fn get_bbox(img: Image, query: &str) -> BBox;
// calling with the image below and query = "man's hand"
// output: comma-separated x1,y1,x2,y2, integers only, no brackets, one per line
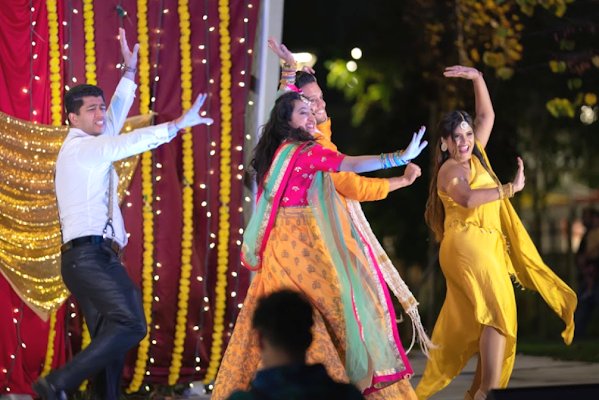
388,163,422,192
402,163,422,186
119,27,139,70
173,94,214,129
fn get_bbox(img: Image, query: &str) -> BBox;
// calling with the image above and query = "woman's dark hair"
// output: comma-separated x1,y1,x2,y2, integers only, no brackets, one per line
295,71,317,89
64,84,105,124
424,110,491,242
252,290,314,360
251,92,313,186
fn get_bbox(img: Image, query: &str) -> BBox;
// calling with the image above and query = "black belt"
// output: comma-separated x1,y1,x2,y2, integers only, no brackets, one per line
61,235,122,257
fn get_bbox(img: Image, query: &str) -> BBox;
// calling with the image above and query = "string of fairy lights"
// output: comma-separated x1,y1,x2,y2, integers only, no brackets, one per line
140,0,167,391
28,0,34,121
1,301,25,394
187,0,214,385
2,2,38,393
64,0,76,377
227,0,253,341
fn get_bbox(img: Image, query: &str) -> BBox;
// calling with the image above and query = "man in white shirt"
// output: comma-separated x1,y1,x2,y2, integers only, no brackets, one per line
33,29,213,400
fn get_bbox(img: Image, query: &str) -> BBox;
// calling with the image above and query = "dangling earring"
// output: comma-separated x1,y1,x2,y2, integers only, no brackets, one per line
441,142,448,152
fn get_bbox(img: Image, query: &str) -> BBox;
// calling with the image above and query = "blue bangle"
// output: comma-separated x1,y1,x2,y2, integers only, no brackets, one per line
392,151,404,167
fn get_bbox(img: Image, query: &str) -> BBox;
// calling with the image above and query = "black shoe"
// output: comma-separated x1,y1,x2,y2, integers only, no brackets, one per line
32,377,65,400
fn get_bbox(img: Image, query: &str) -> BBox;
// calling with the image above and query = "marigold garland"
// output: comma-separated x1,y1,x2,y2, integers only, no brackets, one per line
204,0,232,384
41,0,62,376
126,0,154,393
47,0,62,126
78,2,97,391
82,0,97,85
78,320,91,391
41,311,57,376
167,0,193,385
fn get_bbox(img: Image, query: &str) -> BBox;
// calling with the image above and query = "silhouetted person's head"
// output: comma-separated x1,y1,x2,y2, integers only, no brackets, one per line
252,290,314,368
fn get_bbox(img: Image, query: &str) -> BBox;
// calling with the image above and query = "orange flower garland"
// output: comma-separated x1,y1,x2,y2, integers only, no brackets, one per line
167,0,194,385
42,0,62,376
204,0,232,384
126,0,154,392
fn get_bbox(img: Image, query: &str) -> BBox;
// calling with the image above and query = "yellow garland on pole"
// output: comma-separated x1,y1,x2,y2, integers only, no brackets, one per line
126,0,154,393
82,0,96,85
41,311,57,376
77,1,97,391
41,0,62,377
78,320,91,391
204,0,232,384
47,0,62,126
167,0,193,385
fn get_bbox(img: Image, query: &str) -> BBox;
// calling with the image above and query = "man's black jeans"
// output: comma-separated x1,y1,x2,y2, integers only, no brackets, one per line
46,242,146,400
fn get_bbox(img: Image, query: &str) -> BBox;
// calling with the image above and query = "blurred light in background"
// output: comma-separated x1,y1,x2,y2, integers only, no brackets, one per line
290,52,317,69
346,60,358,72
580,105,597,125
351,47,362,60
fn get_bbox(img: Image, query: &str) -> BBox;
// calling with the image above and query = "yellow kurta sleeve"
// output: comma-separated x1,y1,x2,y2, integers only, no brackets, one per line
315,131,390,202
331,172,390,202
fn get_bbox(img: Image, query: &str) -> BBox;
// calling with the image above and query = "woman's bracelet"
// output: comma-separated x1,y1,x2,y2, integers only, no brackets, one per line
380,150,410,169
498,182,514,200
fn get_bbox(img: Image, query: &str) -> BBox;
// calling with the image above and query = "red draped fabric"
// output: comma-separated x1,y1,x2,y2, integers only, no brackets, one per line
0,0,67,396
0,0,258,394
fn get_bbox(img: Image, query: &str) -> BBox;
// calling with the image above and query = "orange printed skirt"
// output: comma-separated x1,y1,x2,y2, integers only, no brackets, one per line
211,207,416,400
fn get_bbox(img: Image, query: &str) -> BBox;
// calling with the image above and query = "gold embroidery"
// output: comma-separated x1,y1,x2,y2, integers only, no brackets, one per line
254,144,299,266
447,176,469,193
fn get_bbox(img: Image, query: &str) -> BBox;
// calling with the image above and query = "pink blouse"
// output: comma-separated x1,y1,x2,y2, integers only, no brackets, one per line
281,143,346,207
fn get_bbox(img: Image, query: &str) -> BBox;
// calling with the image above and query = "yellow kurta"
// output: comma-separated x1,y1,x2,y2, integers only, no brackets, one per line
416,156,517,399
416,145,576,400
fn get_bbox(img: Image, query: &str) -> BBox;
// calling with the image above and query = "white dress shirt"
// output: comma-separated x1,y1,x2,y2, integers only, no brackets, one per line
55,78,174,248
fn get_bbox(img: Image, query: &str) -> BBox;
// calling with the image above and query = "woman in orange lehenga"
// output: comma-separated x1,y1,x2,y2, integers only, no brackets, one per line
211,91,430,400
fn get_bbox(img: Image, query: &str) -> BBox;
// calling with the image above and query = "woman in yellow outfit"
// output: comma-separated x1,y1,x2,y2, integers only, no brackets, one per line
417,66,577,400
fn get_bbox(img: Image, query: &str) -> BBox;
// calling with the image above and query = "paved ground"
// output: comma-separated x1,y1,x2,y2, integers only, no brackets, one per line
409,352,599,399
182,352,599,400
5,353,592,400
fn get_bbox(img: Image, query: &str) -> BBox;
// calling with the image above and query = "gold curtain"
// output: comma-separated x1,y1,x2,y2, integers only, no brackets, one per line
0,111,152,318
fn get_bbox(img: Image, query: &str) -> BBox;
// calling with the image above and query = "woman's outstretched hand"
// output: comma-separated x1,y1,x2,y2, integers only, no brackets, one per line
512,157,525,193
267,36,295,66
401,126,428,162
443,65,481,81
